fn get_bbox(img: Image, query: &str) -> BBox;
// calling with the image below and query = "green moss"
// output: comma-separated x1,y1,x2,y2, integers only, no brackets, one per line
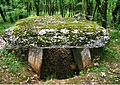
13,16,103,35
45,21,99,31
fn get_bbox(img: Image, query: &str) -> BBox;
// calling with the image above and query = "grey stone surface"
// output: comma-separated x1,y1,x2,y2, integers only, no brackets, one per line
0,37,6,50
3,27,110,49
28,47,43,76
81,48,92,68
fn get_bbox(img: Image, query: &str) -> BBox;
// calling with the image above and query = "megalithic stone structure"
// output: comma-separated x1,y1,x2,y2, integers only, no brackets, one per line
3,16,110,79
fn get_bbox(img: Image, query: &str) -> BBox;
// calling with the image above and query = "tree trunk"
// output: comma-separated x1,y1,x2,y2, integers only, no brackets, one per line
45,0,48,14
93,4,97,20
85,0,93,20
101,0,108,28
51,2,55,15
49,0,52,15
47,0,51,15
60,0,64,17
69,4,72,17
34,0,40,16
26,2,31,15
95,0,108,28
112,0,120,24
9,14,14,23
0,6,7,22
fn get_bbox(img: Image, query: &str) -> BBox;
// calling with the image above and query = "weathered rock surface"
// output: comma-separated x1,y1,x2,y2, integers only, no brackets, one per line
3,16,110,49
81,48,92,68
28,47,43,76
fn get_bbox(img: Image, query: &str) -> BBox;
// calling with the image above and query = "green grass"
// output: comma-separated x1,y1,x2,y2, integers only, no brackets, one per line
0,50,27,73
0,50,28,83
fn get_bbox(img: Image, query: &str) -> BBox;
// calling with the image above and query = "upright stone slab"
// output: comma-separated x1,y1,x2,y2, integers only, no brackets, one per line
81,48,92,68
72,48,92,70
71,48,83,70
28,47,43,76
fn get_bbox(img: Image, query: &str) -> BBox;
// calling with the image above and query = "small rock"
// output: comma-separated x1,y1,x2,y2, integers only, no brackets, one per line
94,62,99,67
6,69,9,72
101,72,106,77
91,82,97,85
2,65,8,69
18,73,21,76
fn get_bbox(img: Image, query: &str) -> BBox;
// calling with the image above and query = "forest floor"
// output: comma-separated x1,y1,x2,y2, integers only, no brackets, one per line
0,26,120,84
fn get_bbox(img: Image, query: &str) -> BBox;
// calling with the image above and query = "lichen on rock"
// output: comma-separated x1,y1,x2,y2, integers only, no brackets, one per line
6,16,109,48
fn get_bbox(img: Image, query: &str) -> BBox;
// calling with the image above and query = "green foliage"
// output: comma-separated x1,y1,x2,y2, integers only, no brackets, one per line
0,50,28,74
114,24,120,30
0,0,29,22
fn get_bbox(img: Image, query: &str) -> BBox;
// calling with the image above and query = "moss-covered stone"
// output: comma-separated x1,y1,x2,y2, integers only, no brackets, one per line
13,16,102,35
3,16,110,80
10,16,109,48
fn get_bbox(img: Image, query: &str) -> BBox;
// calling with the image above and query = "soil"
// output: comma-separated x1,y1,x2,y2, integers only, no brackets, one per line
40,48,78,80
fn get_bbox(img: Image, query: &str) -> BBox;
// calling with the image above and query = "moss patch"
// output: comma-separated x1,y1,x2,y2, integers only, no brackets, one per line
13,16,103,35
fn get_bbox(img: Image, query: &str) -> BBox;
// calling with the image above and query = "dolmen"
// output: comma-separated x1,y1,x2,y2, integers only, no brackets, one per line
4,16,110,79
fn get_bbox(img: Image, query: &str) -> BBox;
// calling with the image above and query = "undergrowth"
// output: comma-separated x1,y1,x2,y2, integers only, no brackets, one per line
0,50,27,73
0,50,28,83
